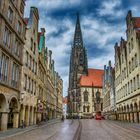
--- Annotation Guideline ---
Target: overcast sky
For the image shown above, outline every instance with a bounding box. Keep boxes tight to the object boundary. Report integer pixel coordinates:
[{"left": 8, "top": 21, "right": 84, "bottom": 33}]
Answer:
[{"left": 25, "top": 0, "right": 140, "bottom": 97}]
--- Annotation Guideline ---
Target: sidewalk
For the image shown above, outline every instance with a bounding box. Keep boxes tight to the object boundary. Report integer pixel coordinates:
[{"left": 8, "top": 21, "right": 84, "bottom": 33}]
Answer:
[
  {"left": 107, "top": 120, "right": 140, "bottom": 130},
  {"left": 0, "top": 118, "right": 61, "bottom": 139}
]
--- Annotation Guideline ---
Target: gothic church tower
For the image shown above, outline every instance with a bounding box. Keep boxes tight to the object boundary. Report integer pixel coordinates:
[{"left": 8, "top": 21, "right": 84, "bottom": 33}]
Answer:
[{"left": 68, "top": 13, "right": 88, "bottom": 116}]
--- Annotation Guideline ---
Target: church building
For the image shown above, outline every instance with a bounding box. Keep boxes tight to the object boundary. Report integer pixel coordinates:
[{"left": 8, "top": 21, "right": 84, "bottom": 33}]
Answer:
[{"left": 67, "top": 14, "right": 104, "bottom": 118}]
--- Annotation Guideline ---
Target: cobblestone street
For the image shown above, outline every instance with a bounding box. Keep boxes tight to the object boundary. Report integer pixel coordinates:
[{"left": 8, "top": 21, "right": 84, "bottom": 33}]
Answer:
[
  {"left": 81, "top": 119, "right": 140, "bottom": 140},
  {"left": 0, "top": 120, "right": 78, "bottom": 140},
  {"left": 1, "top": 119, "right": 140, "bottom": 140}
]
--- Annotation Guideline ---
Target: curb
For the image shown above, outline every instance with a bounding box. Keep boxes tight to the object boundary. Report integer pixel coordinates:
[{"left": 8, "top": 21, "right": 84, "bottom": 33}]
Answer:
[
  {"left": 0, "top": 119, "right": 61, "bottom": 140},
  {"left": 73, "top": 120, "right": 82, "bottom": 140}
]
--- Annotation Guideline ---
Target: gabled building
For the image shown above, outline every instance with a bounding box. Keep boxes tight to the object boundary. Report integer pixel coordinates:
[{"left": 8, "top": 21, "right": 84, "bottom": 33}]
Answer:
[
  {"left": 79, "top": 69, "right": 104, "bottom": 118},
  {"left": 102, "top": 61, "right": 115, "bottom": 119},
  {"left": 115, "top": 11, "right": 140, "bottom": 123},
  {"left": 20, "top": 6, "right": 39, "bottom": 127},
  {"left": 0, "top": 0, "right": 26, "bottom": 131}
]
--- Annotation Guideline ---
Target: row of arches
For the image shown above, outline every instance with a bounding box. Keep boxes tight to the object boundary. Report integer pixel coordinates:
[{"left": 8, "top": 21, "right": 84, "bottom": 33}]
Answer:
[
  {"left": 0, "top": 93, "right": 59, "bottom": 131},
  {"left": 105, "top": 102, "right": 140, "bottom": 123},
  {"left": 0, "top": 93, "right": 37, "bottom": 131},
  {"left": 0, "top": 94, "right": 19, "bottom": 131},
  {"left": 116, "top": 102, "right": 140, "bottom": 123}
]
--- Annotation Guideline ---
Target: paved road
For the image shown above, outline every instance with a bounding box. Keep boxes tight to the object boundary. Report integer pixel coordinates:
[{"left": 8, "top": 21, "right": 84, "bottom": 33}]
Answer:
[
  {"left": 81, "top": 119, "right": 140, "bottom": 140},
  {"left": 1, "top": 120, "right": 78, "bottom": 140}
]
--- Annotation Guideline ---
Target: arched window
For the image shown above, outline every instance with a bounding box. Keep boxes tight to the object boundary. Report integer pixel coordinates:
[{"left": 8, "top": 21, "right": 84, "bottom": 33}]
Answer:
[
  {"left": 96, "top": 91, "right": 100, "bottom": 103},
  {"left": 84, "top": 93, "right": 88, "bottom": 102}
]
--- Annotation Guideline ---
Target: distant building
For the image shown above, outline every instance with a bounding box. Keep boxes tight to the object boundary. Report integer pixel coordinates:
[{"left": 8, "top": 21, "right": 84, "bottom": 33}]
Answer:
[
  {"left": 102, "top": 61, "right": 115, "bottom": 119},
  {"left": 67, "top": 14, "right": 104, "bottom": 118},
  {"left": 63, "top": 96, "right": 68, "bottom": 118},
  {"left": 68, "top": 13, "right": 88, "bottom": 117},
  {"left": 79, "top": 69, "right": 104, "bottom": 118}
]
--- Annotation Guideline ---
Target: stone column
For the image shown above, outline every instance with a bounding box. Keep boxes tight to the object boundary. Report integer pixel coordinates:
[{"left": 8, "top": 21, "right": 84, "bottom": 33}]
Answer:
[
  {"left": 33, "top": 109, "right": 36, "bottom": 124},
  {"left": 134, "top": 112, "right": 137, "bottom": 123},
  {"left": 25, "top": 107, "right": 30, "bottom": 126},
  {"left": 126, "top": 113, "right": 129, "bottom": 122},
  {"left": 124, "top": 113, "right": 127, "bottom": 121},
  {"left": 1, "top": 113, "right": 8, "bottom": 131},
  {"left": 20, "top": 106, "right": 25, "bottom": 126},
  {"left": 139, "top": 112, "right": 140, "bottom": 123},
  {"left": 130, "top": 113, "right": 134, "bottom": 122},
  {"left": 30, "top": 108, "right": 34, "bottom": 125},
  {"left": 13, "top": 112, "right": 19, "bottom": 128},
  {"left": 130, "top": 113, "right": 132, "bottom": 122},
  {"left": 128, "top": 113, "right": 131, "bottom": 122}
]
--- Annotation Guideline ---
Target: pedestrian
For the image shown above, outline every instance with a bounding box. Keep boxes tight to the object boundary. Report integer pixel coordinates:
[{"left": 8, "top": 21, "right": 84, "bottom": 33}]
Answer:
[{"left": 61, "top": 115, "right": 64, "bottom": 121}]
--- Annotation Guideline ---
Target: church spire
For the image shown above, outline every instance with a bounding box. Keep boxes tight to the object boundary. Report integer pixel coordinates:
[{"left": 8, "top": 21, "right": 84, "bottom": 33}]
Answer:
[{"left": 73, "top": 13, "right": 83, "bottom": 47}]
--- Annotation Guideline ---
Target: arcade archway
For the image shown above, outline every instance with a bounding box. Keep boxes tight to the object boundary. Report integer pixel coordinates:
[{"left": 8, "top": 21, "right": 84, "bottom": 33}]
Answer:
[
  {"left": 8, "top": 97, "right": 19, "bottom": 129},
  {"left": 0, "top": 94, "right": 7, "bottom": 131}
]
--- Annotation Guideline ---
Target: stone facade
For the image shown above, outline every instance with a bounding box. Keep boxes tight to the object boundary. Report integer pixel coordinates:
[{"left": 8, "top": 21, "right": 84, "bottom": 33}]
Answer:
[
  {"left": 68, "top": 14, "right": 88, "bottom": 117},
  {"left": 102, "top": 61, "right": 115, "bottom": 119},
  {"left": 20, "top": 7, "right": 39, "bottom": 127},
  {"left": 68, "top": 14, "right": 104, "bottom": 119},
  {"left": 37, "top": 33, "right": 63, "bottom": 120},
  {"left": 114, "top": 11, "right": 140, "bottom": 123},
  {"left": 0, "top": 0, "right": 26, "bottom": 131},
  {"left": 0, "top": 2, "right": 63, "bottom": 131},
  {"left": 79, "top": 69, "right": 104, "bottom": 118},
  {"left": 55, "top": 72, "right": 63, "bottom": 118}
]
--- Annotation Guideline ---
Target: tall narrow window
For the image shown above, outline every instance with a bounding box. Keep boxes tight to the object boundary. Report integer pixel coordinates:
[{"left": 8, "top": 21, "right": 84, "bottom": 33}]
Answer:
[
  {"left": 34, "top": 82, "right": 36, "bottom": 95},
  {"left": 4, "top": 57, "right": 9, "bottom": 82},
  {"left": 28, "top": 77, "right": 30, "bottom": 92},
  {"left": 17, "top": 21, "right": 22, "bottom": 34},
  {"left": 7, "top": 7, "right": 13, "bottom": 23},
  {"left": 87, "top": 106, "right": 90, "bottom": 112},
  {"left": 34, "top": 42, "right": 36, "bottom": 54},
  {"left": 135, "top": 54, "right": 138, "bottom": 67},
  {"left": 84, "top": 93, "right": 88, "bottom": 102},
  {"left": 25, "top": 51, "right": 28, "bottom": 66},
  {"left": 20, "top": 1, "right": 24, "bottom": 14},
  {"left": 137, "top": 75, "right": 139, "bottom": 89},
  {"left": 31, "top": 38, "right": 33, "bottom": 50},
  {"left": 24, "top": 74, "right": 27, "bottom": 90},
  {"left": 3, "top": 27, "right": 11, "bottom": 47}
]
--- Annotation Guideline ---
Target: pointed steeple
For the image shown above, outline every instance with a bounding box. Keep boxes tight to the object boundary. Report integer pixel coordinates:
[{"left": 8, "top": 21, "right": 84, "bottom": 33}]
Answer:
[{"left": 73, "top": 13, "right": 83, "bottom": 47}]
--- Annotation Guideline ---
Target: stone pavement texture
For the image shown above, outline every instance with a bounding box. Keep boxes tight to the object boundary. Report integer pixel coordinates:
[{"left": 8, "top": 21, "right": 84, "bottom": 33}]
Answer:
[
  {"left": 0, "top": 119, "right": 61, "bottom": 139},
  {"left": 81, "top": 119, "right": 140, "bottom": 140},
  {"left": 0, "top": 120, "right": 79, "bottom": 140}
]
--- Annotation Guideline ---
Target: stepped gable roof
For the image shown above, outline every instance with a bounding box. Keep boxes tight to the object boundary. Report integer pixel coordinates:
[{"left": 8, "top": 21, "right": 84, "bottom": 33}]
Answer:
[{"left": 80, "top": 68, "right": 104, "bottom": 87}]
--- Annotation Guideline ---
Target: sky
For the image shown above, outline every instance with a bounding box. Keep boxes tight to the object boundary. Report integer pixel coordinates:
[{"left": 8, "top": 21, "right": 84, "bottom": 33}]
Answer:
[{"left": 25, "top": 0, "right": 140, "bottom": 97}]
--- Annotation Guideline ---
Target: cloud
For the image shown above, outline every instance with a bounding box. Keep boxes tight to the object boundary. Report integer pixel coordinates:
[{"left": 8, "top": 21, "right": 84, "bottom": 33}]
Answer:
[
  {"left": 97, "top": 0, "right": 124, "bottom": 18},
  {"left": 24, "top": 0, "right": 140, "bottom": 97}
]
